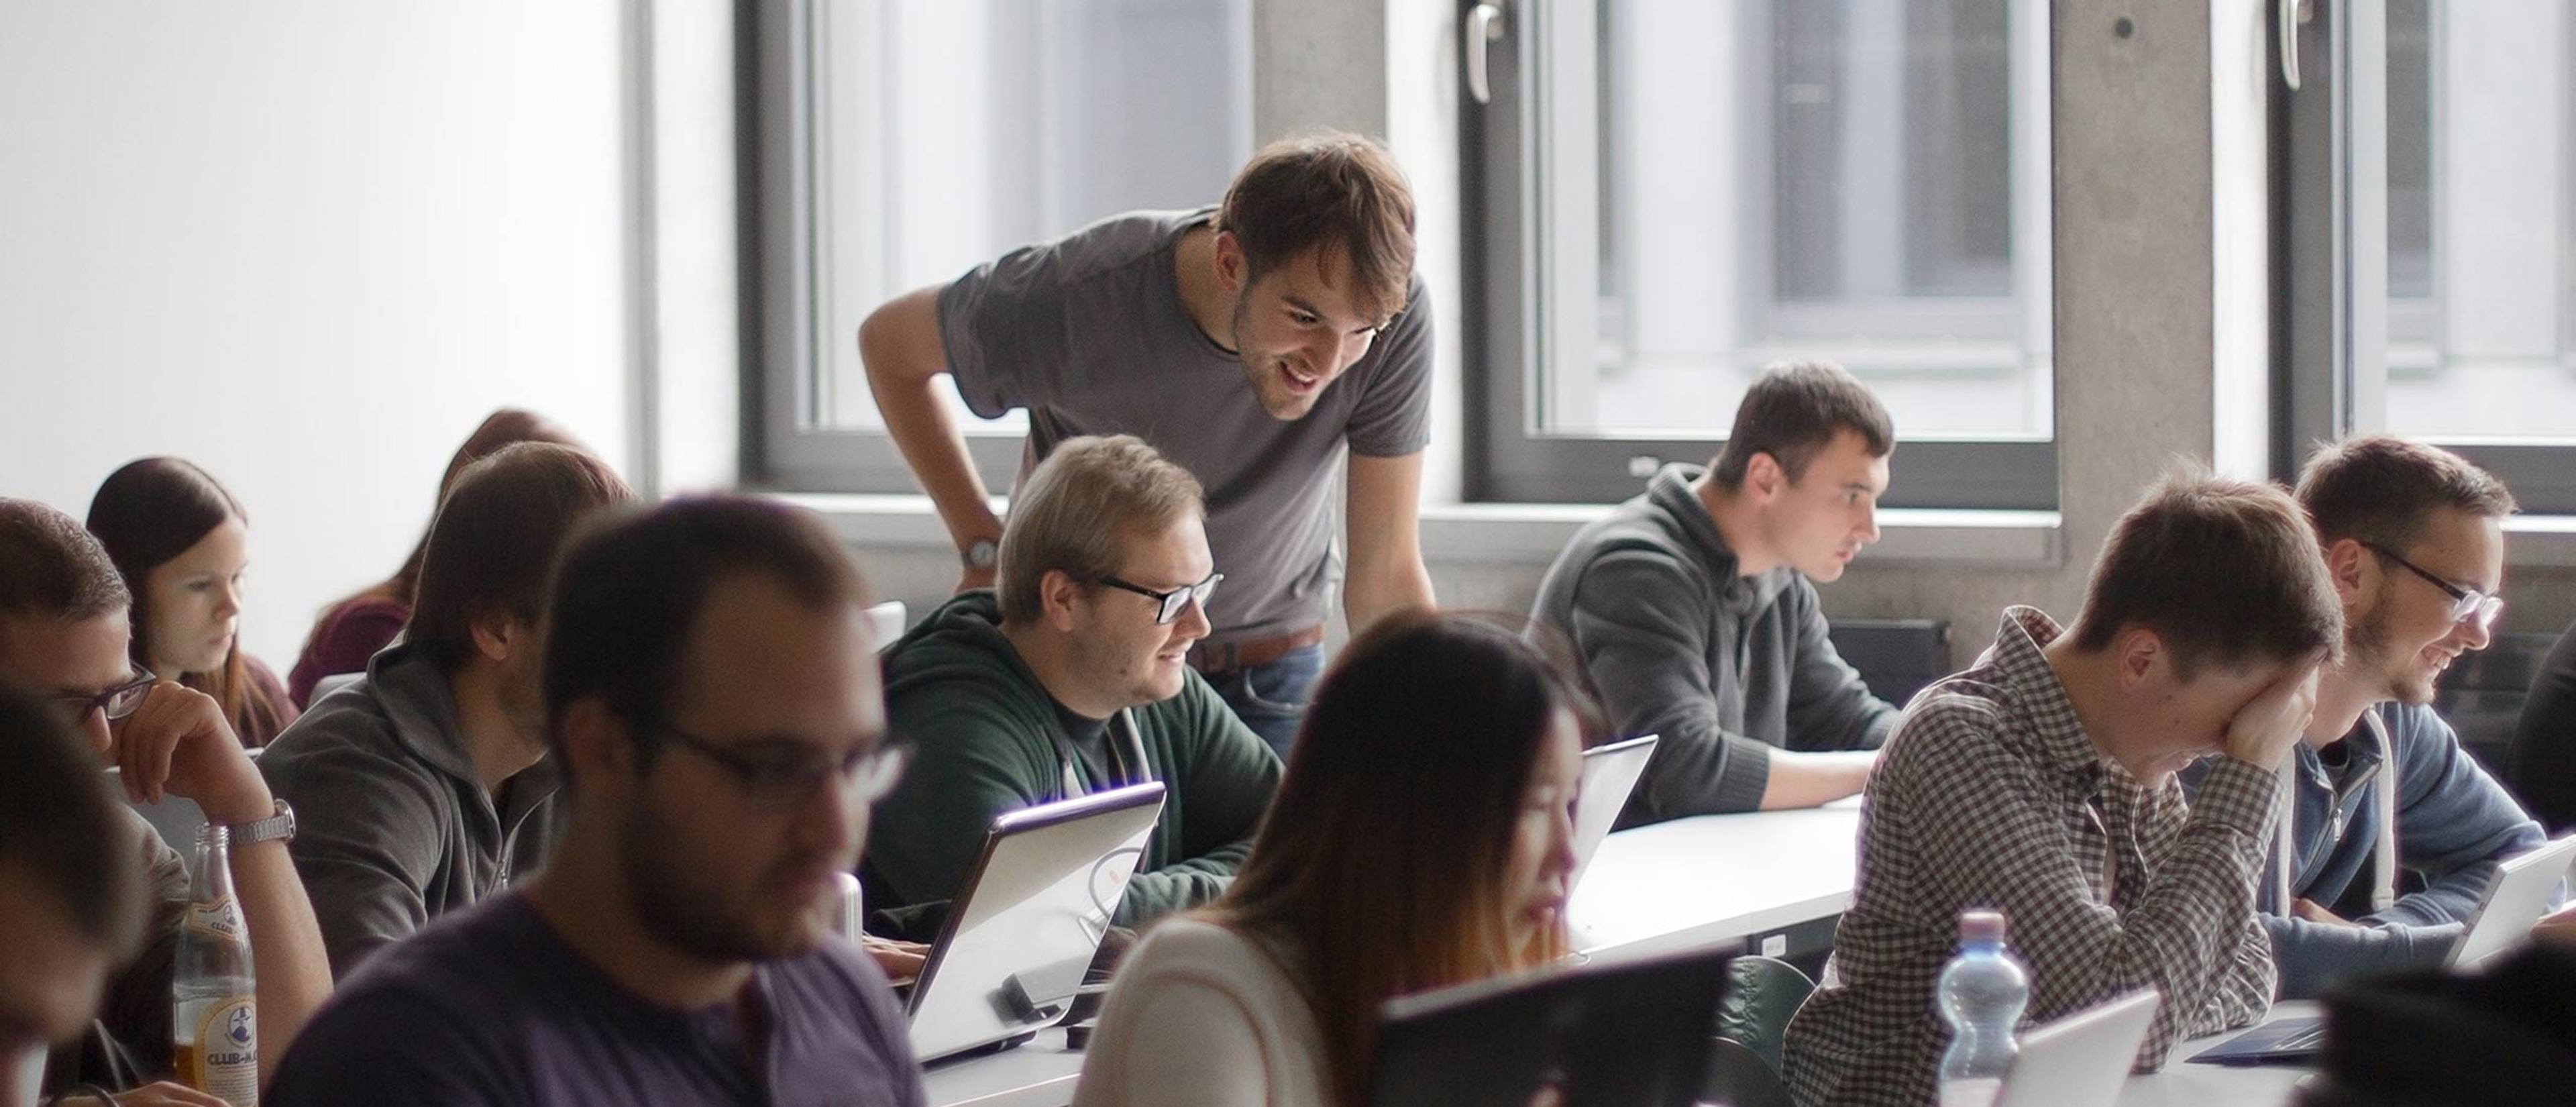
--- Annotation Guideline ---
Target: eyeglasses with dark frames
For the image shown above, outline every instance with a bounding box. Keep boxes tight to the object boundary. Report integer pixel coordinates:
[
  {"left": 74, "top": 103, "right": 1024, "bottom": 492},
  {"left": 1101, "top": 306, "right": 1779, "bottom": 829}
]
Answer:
[
  {"left": 645, "top": 725, "right": 912, "bottom": 812},
  {"left": 53, "top": 671, "right": 158, "bottom": 725},
  {"left": 2360, "top": 541, "right": 2504, "bottom": 633},
  {"left": 1097, "top": 571, "right": 1224, "bottom": 626}
]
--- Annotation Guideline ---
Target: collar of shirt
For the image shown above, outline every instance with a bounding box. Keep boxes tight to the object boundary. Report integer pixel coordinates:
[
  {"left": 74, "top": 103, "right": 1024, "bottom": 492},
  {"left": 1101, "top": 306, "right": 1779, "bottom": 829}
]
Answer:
[{"left": 1980, "top": 605, "right": 2108, "bottom": 788}]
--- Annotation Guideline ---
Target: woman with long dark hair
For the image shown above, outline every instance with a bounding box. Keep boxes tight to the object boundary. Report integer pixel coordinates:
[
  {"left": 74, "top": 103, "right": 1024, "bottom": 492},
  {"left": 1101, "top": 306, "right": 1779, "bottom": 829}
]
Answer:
[
  {"left": 284, "top": 407, "right": 582, "bottom": 706},
  {"left": 1073, "top": 610, "right": 1601, "bottom": 1107},
  {"left": 85, "top": 456, "right": 299, "bottom": 747}
]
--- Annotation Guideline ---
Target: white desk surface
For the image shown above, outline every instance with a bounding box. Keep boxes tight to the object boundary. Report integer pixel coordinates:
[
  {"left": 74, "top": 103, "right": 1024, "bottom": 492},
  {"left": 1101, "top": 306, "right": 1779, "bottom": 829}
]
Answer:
[
  {"left": 2114, "top": 1002, "right": 2314, "bottom": 1107},
  {"left": 920, "top": 806, "right": 2323, "bottom": 1107},
  {"left": 923, "top": 805, "right": 1868, "bottom": 1107},
  {"left": 1565, "top": 802, "right": 1864, "bottom": 959},
  {"left": 919, "top": 1030, "right": 1083, "bottom": 1107}
]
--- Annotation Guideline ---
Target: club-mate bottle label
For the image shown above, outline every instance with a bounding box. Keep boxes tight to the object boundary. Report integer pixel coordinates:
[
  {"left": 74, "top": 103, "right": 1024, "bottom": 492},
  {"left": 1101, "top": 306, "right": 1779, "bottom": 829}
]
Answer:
[{"left": 174, "top": 993, "right": 258, "bottom": 1106}]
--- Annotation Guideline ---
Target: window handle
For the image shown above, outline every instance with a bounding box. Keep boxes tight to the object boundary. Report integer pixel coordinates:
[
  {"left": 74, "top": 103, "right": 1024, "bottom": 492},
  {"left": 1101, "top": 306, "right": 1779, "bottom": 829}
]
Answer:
[
  {"left": 2279, "top": 0, "right": 2314, "bottom": 91},
  {"left": 1466, "top": 3, "right": 1507, "bottom": 105}
]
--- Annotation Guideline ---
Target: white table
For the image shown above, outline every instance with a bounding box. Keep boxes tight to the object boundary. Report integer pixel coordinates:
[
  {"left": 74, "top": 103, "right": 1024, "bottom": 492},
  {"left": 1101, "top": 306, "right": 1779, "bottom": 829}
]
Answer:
[
  {"left": 2115, "top": 1003, "right": 2315, "bottom": 1107},
  {"left": 1566, "top": 803, "right": 1864, "bottom": 959},
  {"left": 920, "top": 1030, "right": 1083, "bottom": 1107},
  {"left": 922, "top": 806, "right": 1870, "bottom": 1107}
]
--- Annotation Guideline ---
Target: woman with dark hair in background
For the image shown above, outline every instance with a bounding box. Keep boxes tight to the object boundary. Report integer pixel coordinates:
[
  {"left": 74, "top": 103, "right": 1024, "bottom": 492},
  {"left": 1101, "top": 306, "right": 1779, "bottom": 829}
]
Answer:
[
  {"left": 1073, "top": 610, "right": 1602, "bottom": 1107},
  {"left": 85, "top": 456, "right": 299, "bottom": 747},
  {"left": 285, "top": 407, "right": 582, "bottom": 706}
]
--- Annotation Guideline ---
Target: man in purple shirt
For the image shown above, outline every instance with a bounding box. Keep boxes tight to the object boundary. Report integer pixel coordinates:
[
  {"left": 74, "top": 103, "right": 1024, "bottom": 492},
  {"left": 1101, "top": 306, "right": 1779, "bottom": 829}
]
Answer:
[{"left": 268, "top": 496, "right": 926, "bottom": 1107}]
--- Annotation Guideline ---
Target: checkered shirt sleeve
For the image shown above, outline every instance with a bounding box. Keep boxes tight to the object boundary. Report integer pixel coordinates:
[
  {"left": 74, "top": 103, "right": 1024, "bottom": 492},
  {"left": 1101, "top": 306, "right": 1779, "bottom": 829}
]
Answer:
[{"left": 1783, "top": 608, "right": 2279, "bottom": 1107}]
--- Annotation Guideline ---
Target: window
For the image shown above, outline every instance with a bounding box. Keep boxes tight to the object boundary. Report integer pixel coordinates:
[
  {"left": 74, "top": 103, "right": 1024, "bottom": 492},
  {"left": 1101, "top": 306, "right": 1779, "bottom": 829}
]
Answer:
[
  {"left": 748, "top": 0, "right": 1253, "bottom": 492},
  {"left": 2287, "top": 0, "right": 2576, "bottom": 512},
  {"left": 1466, "top": 0, "right": 2055, "bottom": 508}
]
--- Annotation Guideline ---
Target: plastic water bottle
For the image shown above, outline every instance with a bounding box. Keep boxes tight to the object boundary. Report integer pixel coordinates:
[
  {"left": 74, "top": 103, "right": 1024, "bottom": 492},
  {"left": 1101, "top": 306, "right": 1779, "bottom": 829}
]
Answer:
[
  {"left": 175, "top": 825, "right": 259, "bottom": 1106},
  {"left": 1935, "top": 908, "right": 2029, "bottom": 1107}
]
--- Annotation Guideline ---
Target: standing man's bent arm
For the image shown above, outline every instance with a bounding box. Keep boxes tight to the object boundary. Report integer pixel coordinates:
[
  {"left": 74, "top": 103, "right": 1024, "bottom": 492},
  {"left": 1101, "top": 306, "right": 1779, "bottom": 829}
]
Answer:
[
  {"left": 861, "top": 286, "right": 1006, "bottom": 588},
  {"left": 1344, "top": 451, "right": 1435, "bottom": 631}
]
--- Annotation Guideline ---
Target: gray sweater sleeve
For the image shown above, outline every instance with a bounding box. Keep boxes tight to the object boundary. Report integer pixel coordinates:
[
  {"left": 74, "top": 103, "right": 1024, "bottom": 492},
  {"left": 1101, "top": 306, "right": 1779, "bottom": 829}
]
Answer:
[
  {"left": 2261, "top": 913, "right": 2463, "bottom": 1000},
  {"left": 1780, "top": 577, "right": 1900, "bottom": 752},
  {"left": 1567, "top": 546, "right": 1772, "bottom": 816}
]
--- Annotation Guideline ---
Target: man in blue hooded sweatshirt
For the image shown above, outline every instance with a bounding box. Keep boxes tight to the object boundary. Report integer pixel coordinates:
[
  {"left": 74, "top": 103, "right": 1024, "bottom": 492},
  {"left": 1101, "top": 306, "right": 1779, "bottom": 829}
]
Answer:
[{"left": 2215, "top": 435, "right": 2554, "bottom": 998}]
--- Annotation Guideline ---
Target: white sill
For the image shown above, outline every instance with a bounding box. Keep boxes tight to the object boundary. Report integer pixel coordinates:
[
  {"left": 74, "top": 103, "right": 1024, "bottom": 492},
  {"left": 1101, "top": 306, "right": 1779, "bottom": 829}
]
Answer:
[
  {"left": 774, "top": 492, "right": 2064, "bottom": 568},
  {"left": 1419, "top": 503, "right": 2063, "bottom": 566},
  {"left": 2506, "top": 516, "right": 2576, "bottom": 569},
  {"left": 773, "top": 492, "right": 2576, "bottom": 574}
]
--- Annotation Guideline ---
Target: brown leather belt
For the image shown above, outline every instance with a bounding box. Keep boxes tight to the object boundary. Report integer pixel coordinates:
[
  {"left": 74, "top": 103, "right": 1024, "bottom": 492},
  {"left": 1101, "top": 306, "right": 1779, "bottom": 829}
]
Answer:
[{"left": 1187, "top": 625, "right": 1326, "bottom": 676}]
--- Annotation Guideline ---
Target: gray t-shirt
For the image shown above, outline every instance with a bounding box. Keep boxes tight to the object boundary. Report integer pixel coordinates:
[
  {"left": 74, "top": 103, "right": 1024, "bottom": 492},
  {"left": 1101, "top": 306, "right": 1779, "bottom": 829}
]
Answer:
[{"left": 937, "top": 207, "right": 1434, "bottom": 643}]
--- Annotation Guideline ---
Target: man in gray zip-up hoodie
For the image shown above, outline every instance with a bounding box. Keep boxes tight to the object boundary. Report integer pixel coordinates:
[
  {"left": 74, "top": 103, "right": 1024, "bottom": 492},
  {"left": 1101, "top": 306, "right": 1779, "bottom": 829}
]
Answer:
[
  {"left": 1532, "top": 362, "right": 1899, "bottom": 823},
  {"left": 2208, "top": 435, "right": 2555, "bottom": 998},
  {"left": 260, "top": 442, "right": 632, "bottom": 976}
]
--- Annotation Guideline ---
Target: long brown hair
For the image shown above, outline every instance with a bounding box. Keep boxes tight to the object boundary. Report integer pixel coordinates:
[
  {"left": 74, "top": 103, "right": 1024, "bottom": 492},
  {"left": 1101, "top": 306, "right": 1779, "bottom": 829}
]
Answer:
[
  {"left": 407, "top": 442, "right": 636, "bottom": 674},
  {"left": 85, "top": 457, "right": 287, "bottom": 745},
  {"left": 333, "top": 408, "right": 583, "bottom": 614},
  {"left": 1208, "top": 610, "right": 1603, "bottom": 1106}
]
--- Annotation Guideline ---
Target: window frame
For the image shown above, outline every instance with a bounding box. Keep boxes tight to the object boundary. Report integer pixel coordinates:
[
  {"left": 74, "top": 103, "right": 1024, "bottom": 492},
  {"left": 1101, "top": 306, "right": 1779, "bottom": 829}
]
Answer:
[
  {"left": 741, "top": 0, "right": 1026, "bottom": 495},
  {"left": 2277, "top": 0, "right": 2576, "bottom": 515},
  {"left": 1461, "top": 0, "right": 2058, "bottom": 510}
]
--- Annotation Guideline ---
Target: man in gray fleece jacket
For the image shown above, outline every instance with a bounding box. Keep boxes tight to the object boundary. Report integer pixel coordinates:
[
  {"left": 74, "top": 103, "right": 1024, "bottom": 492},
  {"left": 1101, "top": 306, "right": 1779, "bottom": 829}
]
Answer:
[
  {"left": 1532, "top": 361, "right": 1899, "bottom": 822},
  {"left": 260, "top": 442, "right": 633, "bottom": 976}
]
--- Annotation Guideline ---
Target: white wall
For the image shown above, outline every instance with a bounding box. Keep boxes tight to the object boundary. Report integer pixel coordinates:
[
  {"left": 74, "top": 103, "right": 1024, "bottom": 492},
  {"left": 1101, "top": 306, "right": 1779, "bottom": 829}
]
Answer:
[{"left": 0, "top": 1, "right": 637, "bottom": 670}]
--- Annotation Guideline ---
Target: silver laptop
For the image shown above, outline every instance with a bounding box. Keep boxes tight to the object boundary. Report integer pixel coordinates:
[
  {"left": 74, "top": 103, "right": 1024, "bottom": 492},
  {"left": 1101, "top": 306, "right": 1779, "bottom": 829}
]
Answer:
[
  {"left": 2447, "top": 832, "right": 2576, "bottom": 969},
  {"left": 1996, "top": 989, "right": 2159, "bottom": 1107},
  {"left": 2194, "top": 833, "right": 2576, "bottom": 1065},
  {"left": 906, "top": 782, "right": 1165, "bottom": 1063},
  {"left": 1570, "top": 735, "right": 1658, "bottom": 896}
]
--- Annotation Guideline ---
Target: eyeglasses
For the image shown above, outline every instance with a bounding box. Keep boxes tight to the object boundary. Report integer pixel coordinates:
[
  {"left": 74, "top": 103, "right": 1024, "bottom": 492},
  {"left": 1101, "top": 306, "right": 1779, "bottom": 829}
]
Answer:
[
  {"left": 2361, "top": 542, "right": 2504, "bottom": 633},
  {"left": 1097, "top": 571, "right": 1224, "bottom": 626},
  {"left": 53, "top": 671, "right": 158, "bottom": 725},
  {"left": 646, "top": 725, "right": 912, "bottom": 812}
]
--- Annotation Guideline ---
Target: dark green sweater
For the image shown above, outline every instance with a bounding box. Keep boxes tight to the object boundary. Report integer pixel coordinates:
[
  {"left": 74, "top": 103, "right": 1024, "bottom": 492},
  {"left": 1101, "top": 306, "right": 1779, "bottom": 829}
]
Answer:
[{"left": 867, "top": 591, "right": 1281, "bottom": 929}]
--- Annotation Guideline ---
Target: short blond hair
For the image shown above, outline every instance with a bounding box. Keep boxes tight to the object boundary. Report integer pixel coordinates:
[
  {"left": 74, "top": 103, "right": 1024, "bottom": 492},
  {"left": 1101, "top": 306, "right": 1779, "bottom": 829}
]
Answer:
[{"left": 998, "top": 436, "right": 1206, "bottom": 625}]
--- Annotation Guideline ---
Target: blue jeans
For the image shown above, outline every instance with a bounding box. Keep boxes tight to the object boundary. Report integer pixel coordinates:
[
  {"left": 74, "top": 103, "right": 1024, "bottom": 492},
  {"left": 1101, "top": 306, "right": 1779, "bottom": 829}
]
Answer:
[{"left": 1205, "top": 643, "right": 1325, "bottom": 761}]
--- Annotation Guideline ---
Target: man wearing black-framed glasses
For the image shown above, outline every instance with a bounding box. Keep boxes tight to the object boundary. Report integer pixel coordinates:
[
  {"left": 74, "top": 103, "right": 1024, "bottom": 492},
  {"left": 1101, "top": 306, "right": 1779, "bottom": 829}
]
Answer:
[
  {"left": 871, "top": 435, "right": 1282, "bottom": 935},
  {"left": 0, "top": 498, "right": 332, "bottom": 1102},
  {"left": 268, "top": 496, "right": 928, "bottom": 1107},
  {"left": 2190, "top": 435, "right": 2553, "bottom": 999}
]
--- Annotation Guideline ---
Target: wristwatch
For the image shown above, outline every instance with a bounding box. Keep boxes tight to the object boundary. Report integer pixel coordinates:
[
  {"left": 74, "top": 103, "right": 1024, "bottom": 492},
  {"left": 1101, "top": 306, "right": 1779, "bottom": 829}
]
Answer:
[
  {"left": 227, "top": 799, "right": 297, "bottom": 846},
  {"left": 962, "top": 537, "right": 1000, "bottom": 570}
]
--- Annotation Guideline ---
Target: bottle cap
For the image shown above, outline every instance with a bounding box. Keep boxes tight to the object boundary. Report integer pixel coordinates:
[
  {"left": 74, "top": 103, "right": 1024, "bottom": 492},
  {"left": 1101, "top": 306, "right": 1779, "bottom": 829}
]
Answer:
[{"left": 1959, "top": 908, "right": 2008, "bottom": 943}]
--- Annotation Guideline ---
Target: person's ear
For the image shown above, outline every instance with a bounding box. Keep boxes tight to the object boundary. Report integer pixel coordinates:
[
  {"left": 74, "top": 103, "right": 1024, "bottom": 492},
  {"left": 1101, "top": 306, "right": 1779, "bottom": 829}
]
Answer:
[
  {"left": 468, "top": 609, "right": 521, "bottom": 664},
  {"left": 1212, "top": 230, "right": 1248, "bottom": 295},
  {"left": 2114, "top": 627, "right": 2166, "bottom": 692},
  {"left": 557, "top": 698, "right": 639, "bottom": 790},
  {"left": 1039, "top": 569, "right": 1087, "bottom": 633},
  {"left": 1743, "top": 452, "right": 1786, "bottom": 503},
  {"left": 2324, "top": 538, "right": 2374, "bottom": 613}
]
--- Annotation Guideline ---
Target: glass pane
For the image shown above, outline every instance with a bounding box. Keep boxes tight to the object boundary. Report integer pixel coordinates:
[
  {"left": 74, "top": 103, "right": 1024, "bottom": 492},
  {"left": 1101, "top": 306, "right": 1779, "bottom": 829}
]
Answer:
[
  {"left": 810, "top": 0, "right": 1252, "bottom": 433},
  {"left": 1564, "top": 0, "right": 2051, "bottom": 441},
  {"left": 2380, "top": 0, "right": 2576, "bottom": 443}
]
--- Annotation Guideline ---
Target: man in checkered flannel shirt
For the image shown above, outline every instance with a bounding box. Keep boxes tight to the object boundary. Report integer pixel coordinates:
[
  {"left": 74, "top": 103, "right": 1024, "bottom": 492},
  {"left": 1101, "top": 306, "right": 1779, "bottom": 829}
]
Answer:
[{"left": 1784, "top": 474, "right": 2344, "bottom": 1107}]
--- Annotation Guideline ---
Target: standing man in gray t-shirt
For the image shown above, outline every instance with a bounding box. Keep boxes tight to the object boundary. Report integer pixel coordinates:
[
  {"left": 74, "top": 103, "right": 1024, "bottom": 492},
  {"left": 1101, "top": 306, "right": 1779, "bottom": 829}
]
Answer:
[{"left": 858, "top": 132, "right": 1436, "bottom": 755}]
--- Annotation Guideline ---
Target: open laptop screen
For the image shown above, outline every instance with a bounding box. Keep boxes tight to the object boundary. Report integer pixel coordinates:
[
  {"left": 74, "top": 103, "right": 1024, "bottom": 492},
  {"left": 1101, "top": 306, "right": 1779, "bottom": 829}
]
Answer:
[
  {"left": 906, "top": 782, "right": 1165, "bottom": 1062},
  {"left": 1366, "top": 947, "right": 1729, "bottom": 1107}
]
